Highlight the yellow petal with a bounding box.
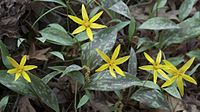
[161,76,178,88]
[7,68,17,74]
[144,52,155,64]
[19,55,27,68]
[96,64,109,72]
[72,25,86,34]
[96,48,110,63]
[113,65,125,76]
[24,65,38,71]
[86,28,93,41]
[139,65,154,70]
[153,70,158,84]
[157,69,170,80]
[163,60,178,71]
[22,71,31,82]
[109,66,116,78]
[90,23,107,29]
[82,4,89,21]
[156,50,162,64]
[182,74,197,85]
[90,11,103,23]
[179,57,195,73]
[114,56,130,65]
[14,73,21,81]
[177,77,184,96]
[7,56,19,67]
[68,15,83,24]
[111,44,121,60]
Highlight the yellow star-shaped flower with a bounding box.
[95,44,130,78]
[7,55,37,82]
[161,57,197,96]
[139,50,170,84]
[68,4,107,41]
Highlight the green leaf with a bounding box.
[139,17,180,30]
[131,88,170,110]
[164,86,181,99]
[60,64,82,77]
[82,21,129,70]
[68,71,85,85]
[152,0,167,12]
[29,73,59,112]
[50,51,65,60]
[187,49,200,60]
[188,63,200,76]
[89,6,101,18]
[0,40,12,68]
[167,56,184,66]
[33,0,67,7]
[42,71,61,84]
[0,70,32,95]
[77,94,90,109]
[38,23,74,46]
[179,0,196,21]
[87,71,160,91]
[128,17,136,41]
[109,1,131,19]
[48,66,66,72]
[0,96,9,111]
[128,48,137,76]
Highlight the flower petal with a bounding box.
[161,76,178,88]
[96,64,109,72]
[179,57,195,73]
[109,66,116,78]
[86,28,93,41]
[7,56,19,67]
[163,60,178,71]
[22,71,31,82]
[156,50,162,64]
[82,4,89,21]
[7,68,17,74]
[24,65,38,71]
[14,73,21,81]
[139,65,154,70]
[177,77,184,96]
[90,11,103,23]
[68,15,83,24]
[19,55,27,68]
[153,70,158,84]
[182,74,197,85]
[111,44,120,60]
[90,23,107,29]
[144,52,155,64]
[96,48,110,63]
[113,65,125,76]
[72,26,86,34]
[114,56,130,65]
[157,69,170,80]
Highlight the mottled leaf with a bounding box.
[61,64,82,77]
[187,49,200,60]
[179,0,196,21]
[167,56,184,66]
[33,0,67,7]
[128,48,137,76]
[68,71,85,85]
[131,88,170,110]
[164,86,181,99]
[42,71,61,84]
[82,21,129,70]
[17,38,25,47]
[50,51,65,60]
[0,40,12,68]
[109,1,131,19]
[152,0,167,12]
[77,94,90,109]
[139,17,180,30]
[0,96,9,111]
[128,17,136,41]
[39,23,74,46]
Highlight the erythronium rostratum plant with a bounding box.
[161,57,197,96]
[68,4,107,41]
[95,44,130,78]
[7,55,37,82]
[139,50,170,84]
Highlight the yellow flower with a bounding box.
[161,57,197,96]
[7,55,37,82]
[68,4,107,41]
[139,50,169,84]
[95,44,130,78]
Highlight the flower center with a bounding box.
[153,64,159,70]
[83,20,91,27]
[109,60,115,66]
[17,67,24,73]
